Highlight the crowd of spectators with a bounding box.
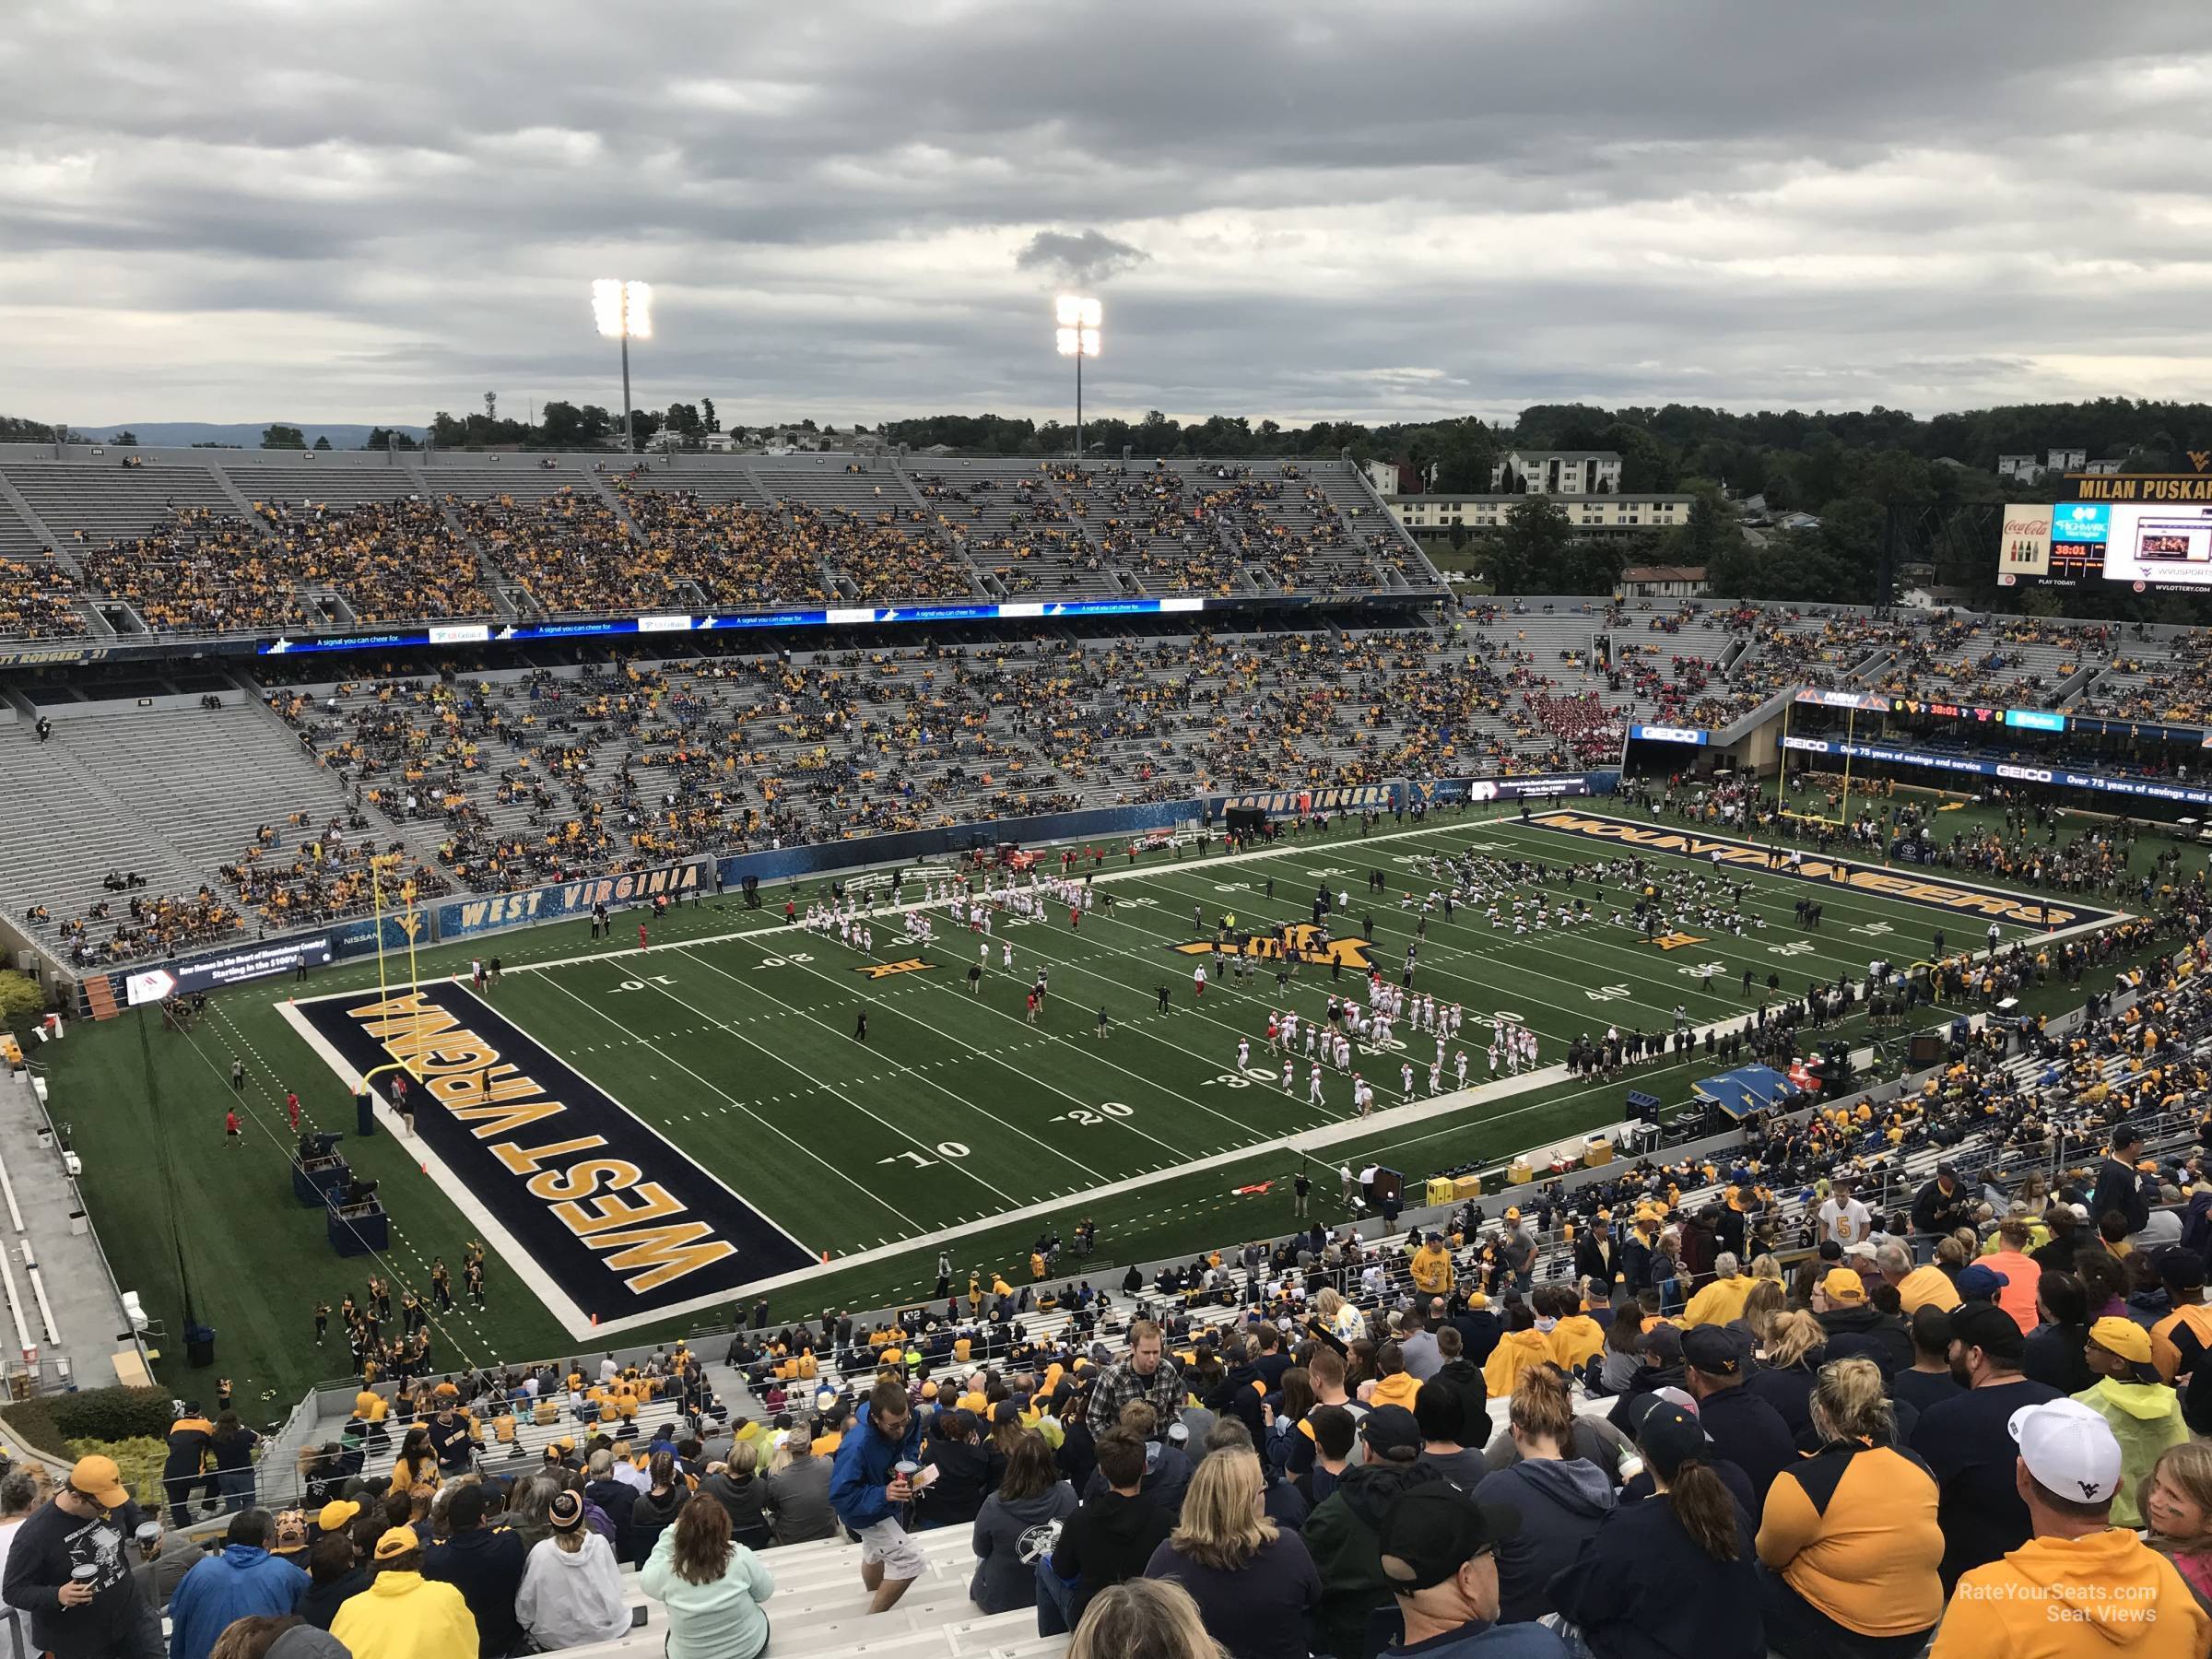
[75,508,303,634]
[613,488,831,607]
[48,886,241,966]
[0,557,85,637]
[254,499,491,624]
[454,488,689,616]
[216,813,453,930]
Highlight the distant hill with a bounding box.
[72,423,428,450]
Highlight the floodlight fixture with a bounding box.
[591,280,653,453]
[1053,295,1101,457]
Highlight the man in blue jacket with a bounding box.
[165,1509,306,1659]
[830,1376,924,1613]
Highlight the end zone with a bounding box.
[1521,809,2120,932]
[279,980,814,1339]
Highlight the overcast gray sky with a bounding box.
[7,0,2209,429]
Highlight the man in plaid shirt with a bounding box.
[1083,1321,1184,1437]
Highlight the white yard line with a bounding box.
[550,956,1091,1199]
[668,941,1211,1169]
[526,971,950,1225]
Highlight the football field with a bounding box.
[51,800,2133,1403]
[282,806,2114,1331]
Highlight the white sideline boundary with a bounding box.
[271,807,2132,1336]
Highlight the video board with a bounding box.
[1999,467,2212,594]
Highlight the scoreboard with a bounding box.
[2000,466,2212,594]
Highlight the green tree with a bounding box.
[700,396,719,434]
[1558,535,1628,594]
[0,971,45,1030]
[260,424,307,450]
[1135,409,1180,454]
[111,430,138,447]
[537,402,590,448]
[312,435,332,451]
[360,427,419,451]
[1668,482,1735,571]
[1489,497,1571,594]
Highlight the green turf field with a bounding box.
[45,796,2150,1409]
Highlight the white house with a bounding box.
[1363,459,1406,498]
[1997,454,2041,482]
[1489,450,1623,495]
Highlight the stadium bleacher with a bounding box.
[0,569,2195,961]
[0,449,1442,636]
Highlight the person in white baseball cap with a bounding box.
[1925,1398,2210,1659]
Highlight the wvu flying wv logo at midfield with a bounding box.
[854,958,935,980]
[1171,923,1375,971]
[1651,932,1707,950]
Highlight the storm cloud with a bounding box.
[5,0,2210,429]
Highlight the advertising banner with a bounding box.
[437,856,712,942]
[1996,503,2054,585]
[1782,735,2212,807]
[1793,688,1892,712]
[126,934,336,1003]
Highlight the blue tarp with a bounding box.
[1694,1064,1803,1121]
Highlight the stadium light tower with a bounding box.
[592,280,653,454]
[1054,295,1100,459]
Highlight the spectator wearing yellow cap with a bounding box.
[0,1453,161,1659]
[2074,1316,2188,1529]
[1621,1209,1664,1297]
[1816,1267,1912,1378]
[1500,1209,1536,1294]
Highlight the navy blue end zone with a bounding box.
[1523,809,2122,932]
[296,980,812,1324]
